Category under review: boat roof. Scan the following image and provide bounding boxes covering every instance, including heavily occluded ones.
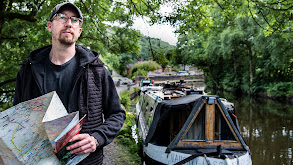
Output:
[162,94,203,105]
[143,94,250,154]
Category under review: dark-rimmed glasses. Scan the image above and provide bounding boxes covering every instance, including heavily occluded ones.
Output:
[52,13,82,26]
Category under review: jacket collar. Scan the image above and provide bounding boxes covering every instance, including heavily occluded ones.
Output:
[27,44,103,67]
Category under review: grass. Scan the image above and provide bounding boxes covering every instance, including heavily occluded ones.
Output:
[116,87,142,164]
[105,139,140,165]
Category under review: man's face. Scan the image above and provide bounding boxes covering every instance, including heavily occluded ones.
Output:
[47,9,82,46]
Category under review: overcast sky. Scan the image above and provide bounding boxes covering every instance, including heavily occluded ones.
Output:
[131,16,178,46]
[104,3,179,46]
[130,4,179,46]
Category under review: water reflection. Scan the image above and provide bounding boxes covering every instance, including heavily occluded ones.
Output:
[212,90,293,165]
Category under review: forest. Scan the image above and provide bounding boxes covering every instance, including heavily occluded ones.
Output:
[171,0,293,99]
[0,0,293,110]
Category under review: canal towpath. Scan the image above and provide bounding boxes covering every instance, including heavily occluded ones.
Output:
[103,73,139,165]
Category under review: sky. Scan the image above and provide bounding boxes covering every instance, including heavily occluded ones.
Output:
[131,16,178,46]
[130,4,179,46]
[104,3,179,46]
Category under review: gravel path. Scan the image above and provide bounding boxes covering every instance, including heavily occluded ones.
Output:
[103,83,139,165]
[103,140,133,165]
[103,141,121,165]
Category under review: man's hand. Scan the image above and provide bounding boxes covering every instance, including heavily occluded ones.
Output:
[66,133,98,154]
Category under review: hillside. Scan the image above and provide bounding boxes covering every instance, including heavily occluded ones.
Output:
[139,36,175,61]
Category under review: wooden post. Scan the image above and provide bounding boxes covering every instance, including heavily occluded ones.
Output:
[205,104,215,141]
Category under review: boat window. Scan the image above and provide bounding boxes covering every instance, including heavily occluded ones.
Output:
[183,107,205,140]
[215,105,236,141]
[170,109,201,141]
[170,111,183,141]
[165,98,244,151]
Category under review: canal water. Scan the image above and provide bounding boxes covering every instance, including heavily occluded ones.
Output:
[212,90,293,165]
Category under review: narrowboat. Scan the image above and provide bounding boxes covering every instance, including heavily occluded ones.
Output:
[135,81,252,165]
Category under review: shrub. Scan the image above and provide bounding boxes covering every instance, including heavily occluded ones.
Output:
[117,113,142,164]
[120,90,131,110]
[129,61,161,78]
[171,65,180,73]
[266,82,293,97]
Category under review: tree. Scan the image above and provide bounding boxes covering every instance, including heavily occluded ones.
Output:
[246,0,293,37]
[163,0,292,96]
[152,50,168,71]
[0,0,165,108]
[129,61,161,78]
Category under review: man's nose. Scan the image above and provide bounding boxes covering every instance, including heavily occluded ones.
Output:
[65,18,73,27]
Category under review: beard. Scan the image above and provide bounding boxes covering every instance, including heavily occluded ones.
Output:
[56,29,79,46]
[58,37,75,46]
[58,33,75,46]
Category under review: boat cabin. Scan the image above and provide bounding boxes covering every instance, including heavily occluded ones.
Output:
[138,92,249,156]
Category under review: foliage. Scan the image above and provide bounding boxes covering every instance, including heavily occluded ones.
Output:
[171,65,180,73]
[0,0,167,106]
[119,87,140,112]
[120,90,131,110]
[1,0,293,107]
[99,52,120,71]
[129,61,161,78]
[159,0,293,97]
[266,82,293,97]
[104,35,175,76]
[152,49,169,69]
[117,88,142,164]
[117,113,141,164]
[139,36,175,61]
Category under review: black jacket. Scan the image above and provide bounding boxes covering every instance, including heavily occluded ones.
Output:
[14,45,126,164]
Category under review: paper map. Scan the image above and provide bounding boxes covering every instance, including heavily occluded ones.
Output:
[0,91,88,165]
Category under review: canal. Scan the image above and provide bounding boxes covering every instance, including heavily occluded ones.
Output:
[212,90,293,165]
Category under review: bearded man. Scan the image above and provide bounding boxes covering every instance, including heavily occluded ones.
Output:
[13,2,126,165]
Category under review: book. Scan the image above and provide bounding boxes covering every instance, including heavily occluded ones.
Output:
[0,91,89,165]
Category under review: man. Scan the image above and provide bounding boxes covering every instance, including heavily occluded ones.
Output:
[13,2,126,165]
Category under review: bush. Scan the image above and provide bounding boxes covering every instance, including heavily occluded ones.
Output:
[129,61,161,78]
[120,90,131,110]
[117,88,142,164]
[171,65,180,73]
[266,82,293,97]
[117,113,142,164]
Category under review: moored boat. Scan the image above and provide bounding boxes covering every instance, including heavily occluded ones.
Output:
[136,81,252,165]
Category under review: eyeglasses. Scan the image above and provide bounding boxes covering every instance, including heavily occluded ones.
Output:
[52,13,82,26]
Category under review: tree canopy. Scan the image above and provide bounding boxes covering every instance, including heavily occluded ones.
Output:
[1,0,293,110]
[0,0,166,109]
[159,0,293,97]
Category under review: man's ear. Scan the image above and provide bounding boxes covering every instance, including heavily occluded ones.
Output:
[76,27,82,39]
[47,22,52,32]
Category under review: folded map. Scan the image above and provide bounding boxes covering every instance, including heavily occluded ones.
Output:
[0,91,89,165]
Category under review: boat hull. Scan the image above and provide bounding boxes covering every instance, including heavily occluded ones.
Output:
[144,143,252,165]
